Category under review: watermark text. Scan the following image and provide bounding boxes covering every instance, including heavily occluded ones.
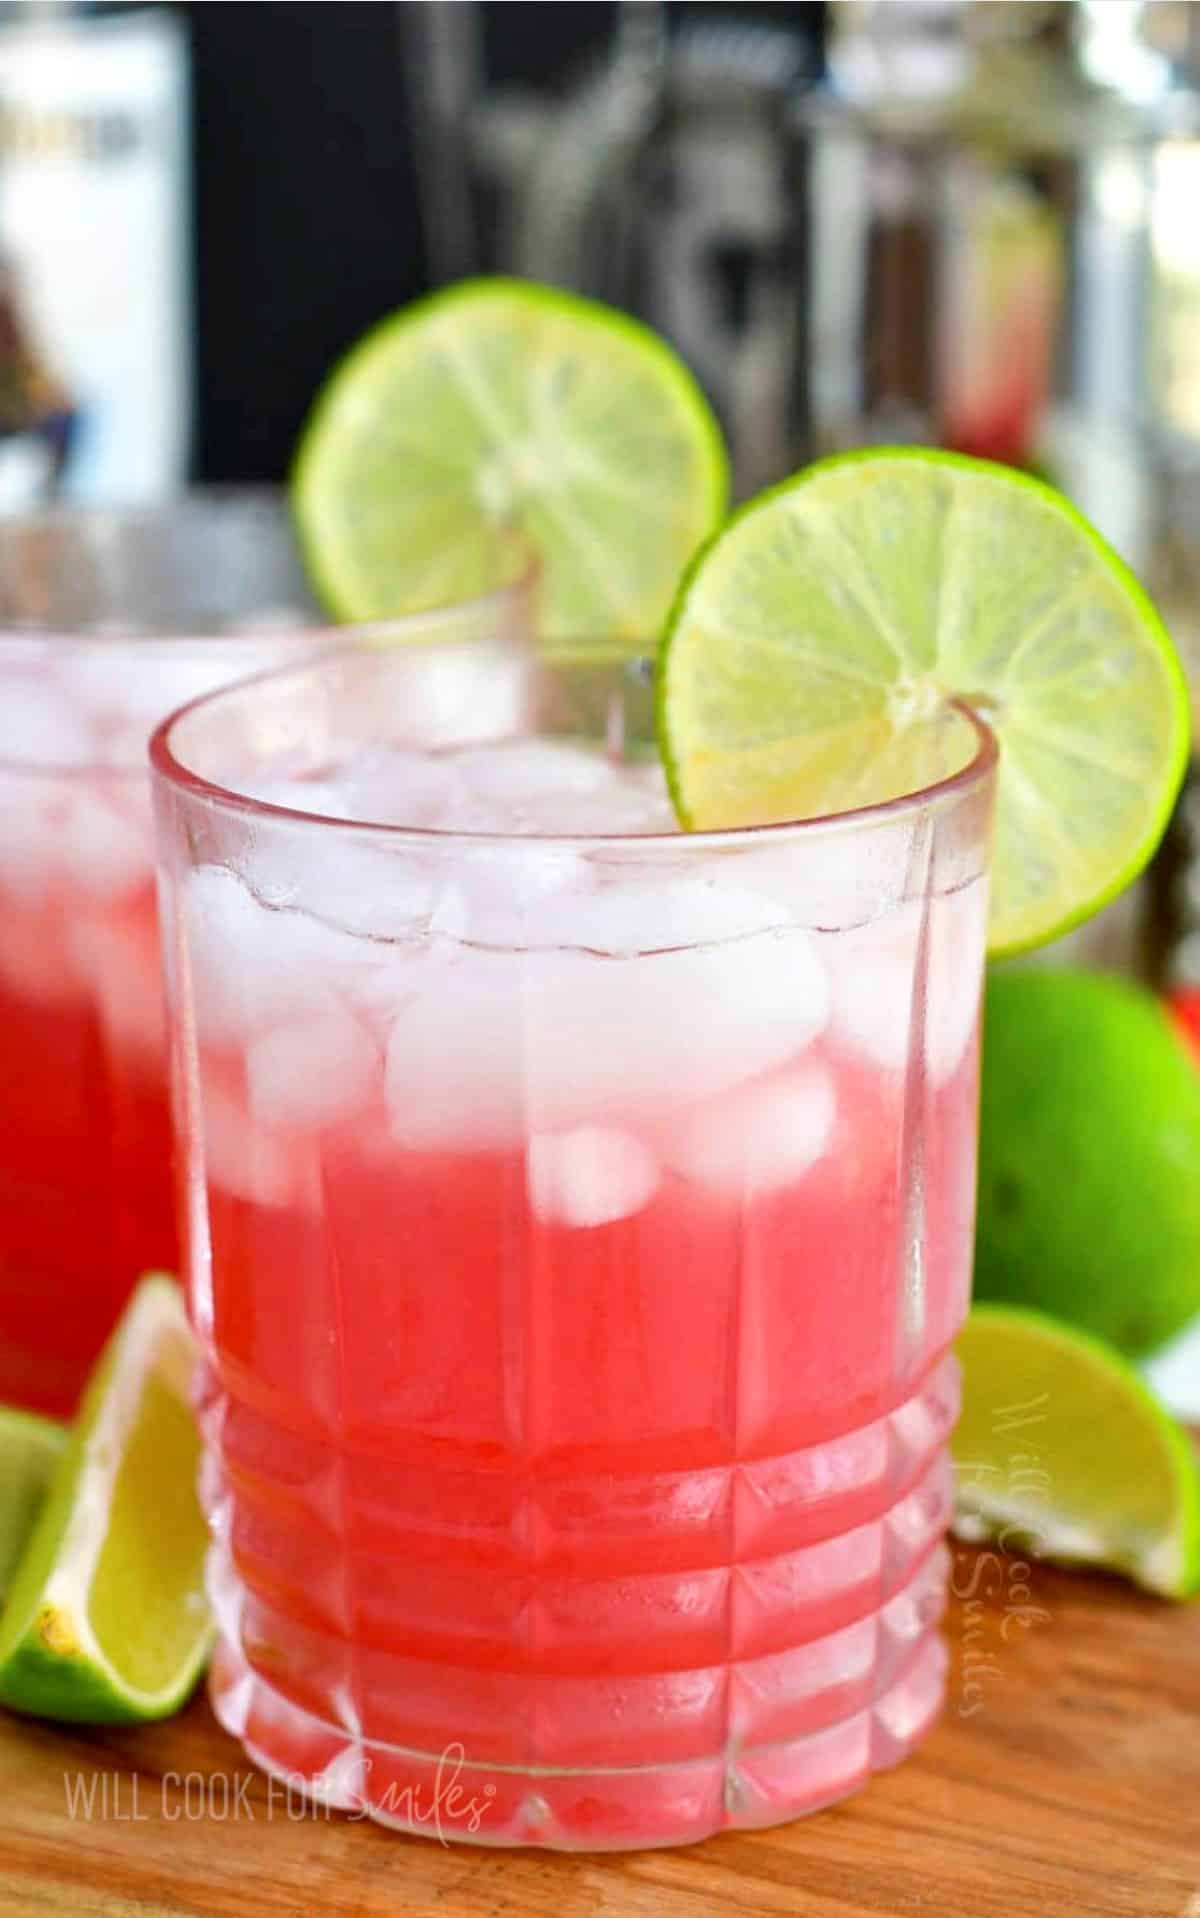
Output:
[63,1744,495,1844]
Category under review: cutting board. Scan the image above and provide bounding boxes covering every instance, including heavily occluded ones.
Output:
[1,1542,1198,1917]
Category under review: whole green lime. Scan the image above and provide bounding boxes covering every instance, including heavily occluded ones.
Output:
[975,967,1200,1356]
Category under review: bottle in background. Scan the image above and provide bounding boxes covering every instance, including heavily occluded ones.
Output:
[0,1,190,509]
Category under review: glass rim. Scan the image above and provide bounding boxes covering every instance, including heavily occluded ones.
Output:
[151,641,1000,851]
[0,487,540,647]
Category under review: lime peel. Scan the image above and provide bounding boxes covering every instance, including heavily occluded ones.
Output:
[0,1275,212,1724]
[292,275,730,647]
[0,1404,67,1605]
[658,448,1189,957]
[952,1302,1200,1599]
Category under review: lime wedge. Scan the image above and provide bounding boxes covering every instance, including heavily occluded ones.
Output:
[658,448,1189,955]
[292,276,729,646]
[0,1276,213,1723]
[0,1406,66,1605]
[952,1303,1200,1597]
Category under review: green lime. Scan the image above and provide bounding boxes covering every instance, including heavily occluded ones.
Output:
[657,448,1188,955]
[976,967,1200,1356]
[0,1276,212,1724]
[292,276,729,647]
[0,1406,66,1606]
[953,1303,1200,1597]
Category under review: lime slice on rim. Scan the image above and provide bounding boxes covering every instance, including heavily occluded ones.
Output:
[292,276,729,647]
[0,1276,212,1724]
[952,1304,1200,1597]
[0,1405,66,1606]
[658,448,1189,954]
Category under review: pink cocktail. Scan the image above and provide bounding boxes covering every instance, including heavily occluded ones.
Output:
[0,498,530,1415]
[152,639,995,1847]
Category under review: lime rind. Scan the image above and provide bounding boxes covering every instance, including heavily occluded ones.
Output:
[0,1406,67,1605]
[292,276,730,647]
[658,447,1189,958]
[975,968,1200,1356]
[0,1276,212,1724]
[953,1302,1200,1599]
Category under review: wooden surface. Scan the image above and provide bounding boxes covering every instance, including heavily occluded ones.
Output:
[1,1543,1198,1918]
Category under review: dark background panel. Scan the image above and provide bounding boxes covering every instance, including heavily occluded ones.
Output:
[189,2,427,483]
[186,1,823,484]
[186,1,621,483]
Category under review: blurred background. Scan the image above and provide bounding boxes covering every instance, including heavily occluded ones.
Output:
[6,0,1200,1414]
[6,0,1200,986]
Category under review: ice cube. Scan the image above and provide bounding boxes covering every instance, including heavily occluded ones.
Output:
[385,944,527,1149]
[456,738,617,799]
[0,892,84,1000]
[526,874,794,954]
[925,882,986,1085]
[0,771,63,900]
[187,865,296,1040]
[527,1126,660,1227]
[538,932,828,1116]
[185,865,372,1042]
[669,1067,836,1198]
[826,916,915,1074]
[438,741,677,836]
[384,890,831,1147]
[429,844,588,946]
[334,746,472,829]
[464,737,617,793]
[522,879,831,1118]
[246,1006,379,1130]
[57,787,152,901]
[247,832,437,943]
[68,914,165,1058]
[236,772,357,816]
[0,674,94,767]
[827,885,985,1085]
[541,779,679,836]
[64,648,240,728]
[338,739,626,836]
[1,764,149,905]
[732,818,917,932]
[215,764,439,938]
[200,1081,311,1209]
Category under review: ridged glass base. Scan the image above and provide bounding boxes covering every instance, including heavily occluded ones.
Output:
[203,1350,954,1856]
[198,1356,962,1848]
[206,1534,950,1849]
